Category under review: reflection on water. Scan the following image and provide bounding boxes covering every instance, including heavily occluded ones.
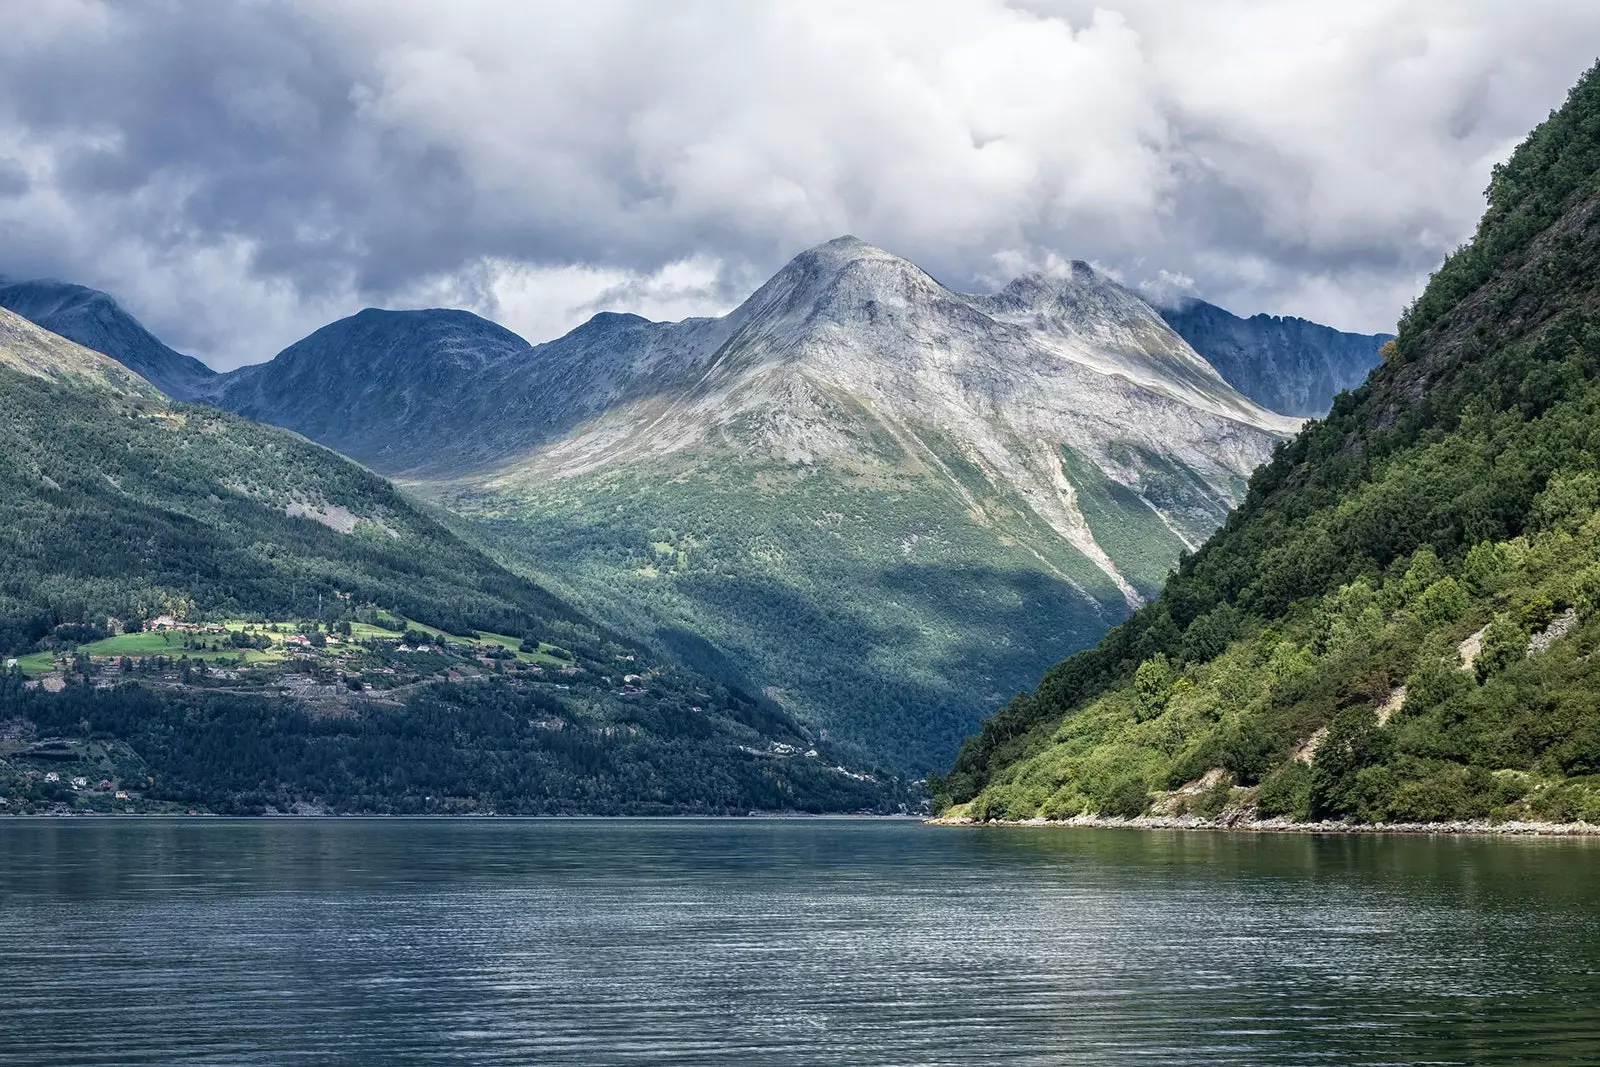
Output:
[3,819,1599,1065]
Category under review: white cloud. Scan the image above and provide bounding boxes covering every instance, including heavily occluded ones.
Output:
[393,255,733,349]
[1,0,1597,362]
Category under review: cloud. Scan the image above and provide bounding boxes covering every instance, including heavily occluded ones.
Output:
[0,0,1596,367]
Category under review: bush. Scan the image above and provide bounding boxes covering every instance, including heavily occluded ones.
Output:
[1094,774,1150,818]
[1192,776,1235,818]
[1309,707,1392,819]
[1475,614,1527,683]
[1414,578,1468,625]
[1256,762,1313,819]
[1383,766,1493,823]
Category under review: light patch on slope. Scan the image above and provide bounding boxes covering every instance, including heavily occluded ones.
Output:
[1135,492,1200,553]
[285,500,362,534]
[1035,441,1142,609]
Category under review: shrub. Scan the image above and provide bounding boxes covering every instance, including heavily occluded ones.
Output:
[1383,766,1493,823]
[1192,776,1235,819]
[1256,762,1313,820]
[1463,540,1517,594]
[1309,707,1392,819]
[1094,774,1150,818]
[1475,614,1527,683]
[1414,577,1469,625]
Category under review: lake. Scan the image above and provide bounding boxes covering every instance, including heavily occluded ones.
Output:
[2,819,1598,1065]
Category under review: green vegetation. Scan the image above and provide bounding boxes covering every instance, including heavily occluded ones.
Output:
[442,447,1130,775]
[938,63,1600,826]
[0,345,909,814]
[0,368,587,652]
[0,667,909,816]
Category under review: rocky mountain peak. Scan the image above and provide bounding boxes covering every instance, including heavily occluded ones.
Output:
[730,235,951,334]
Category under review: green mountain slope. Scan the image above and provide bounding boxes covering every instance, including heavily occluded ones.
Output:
[0,308,906,814]
[0,306,161,397]
[447,447,1124,776]
[939,63,1600,826]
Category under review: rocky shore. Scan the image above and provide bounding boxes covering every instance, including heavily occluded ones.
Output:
[927,812,1600,836]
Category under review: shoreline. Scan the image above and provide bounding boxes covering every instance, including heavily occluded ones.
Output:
[926,813,1600,837]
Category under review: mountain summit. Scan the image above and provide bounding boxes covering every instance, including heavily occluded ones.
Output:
[194,236,1295,771]
[218,307,538,469]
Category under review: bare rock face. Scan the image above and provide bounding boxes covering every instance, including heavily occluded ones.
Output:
[490,237,1297,603]
[208,236,1296,606]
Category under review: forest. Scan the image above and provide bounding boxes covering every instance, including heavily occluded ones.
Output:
[937,62,1600,825]
[0,360,909,814]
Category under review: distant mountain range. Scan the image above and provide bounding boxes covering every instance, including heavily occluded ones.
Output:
[1156,297,1390,418]
[0,241,1385,774]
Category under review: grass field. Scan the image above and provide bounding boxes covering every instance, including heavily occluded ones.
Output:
[8,615,574,678]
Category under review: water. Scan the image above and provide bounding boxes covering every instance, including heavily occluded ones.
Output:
[2,820,1599,1066]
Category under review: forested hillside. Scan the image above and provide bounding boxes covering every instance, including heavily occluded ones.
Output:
[938,63,1600,826]
[0,310,907,815]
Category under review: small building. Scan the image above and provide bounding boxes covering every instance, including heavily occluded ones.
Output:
[44,772,60,783]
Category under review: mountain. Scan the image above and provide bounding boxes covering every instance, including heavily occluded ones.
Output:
[0,305,907,815]
[0,302,161,396]
[216,308,545,470]
[938,63,1600,827]
[201,237,1297,774]
[0,279,218,400]
[1156,297,1391,417]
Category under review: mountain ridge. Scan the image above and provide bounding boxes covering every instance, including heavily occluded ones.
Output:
[1156,296,1391,417]
[0,279,218,400]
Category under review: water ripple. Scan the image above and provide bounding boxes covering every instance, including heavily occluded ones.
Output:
[2,820,1599,1066]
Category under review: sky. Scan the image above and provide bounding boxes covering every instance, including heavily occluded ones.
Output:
[1,1,1598,370]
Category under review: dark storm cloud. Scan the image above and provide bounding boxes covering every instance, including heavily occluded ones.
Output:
[1,0,1598,368]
